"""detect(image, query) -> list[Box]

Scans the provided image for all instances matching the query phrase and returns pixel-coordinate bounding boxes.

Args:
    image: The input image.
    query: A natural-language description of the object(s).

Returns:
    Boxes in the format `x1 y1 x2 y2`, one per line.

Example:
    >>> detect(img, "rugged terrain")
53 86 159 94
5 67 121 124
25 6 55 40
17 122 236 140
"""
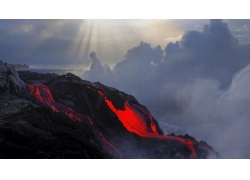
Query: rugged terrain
0 60 218 158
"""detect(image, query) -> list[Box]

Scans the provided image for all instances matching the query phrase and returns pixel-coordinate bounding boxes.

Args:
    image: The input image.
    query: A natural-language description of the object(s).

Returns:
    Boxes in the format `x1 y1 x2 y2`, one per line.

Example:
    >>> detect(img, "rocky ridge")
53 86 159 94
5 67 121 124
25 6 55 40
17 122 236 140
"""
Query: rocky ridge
0 60 26 94
0 60 218 158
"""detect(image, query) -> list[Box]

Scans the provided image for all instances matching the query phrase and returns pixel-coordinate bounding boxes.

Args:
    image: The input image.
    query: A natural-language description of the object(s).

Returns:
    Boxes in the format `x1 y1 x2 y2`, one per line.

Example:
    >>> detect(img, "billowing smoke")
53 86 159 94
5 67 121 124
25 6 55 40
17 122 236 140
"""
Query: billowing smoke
82 20 250 158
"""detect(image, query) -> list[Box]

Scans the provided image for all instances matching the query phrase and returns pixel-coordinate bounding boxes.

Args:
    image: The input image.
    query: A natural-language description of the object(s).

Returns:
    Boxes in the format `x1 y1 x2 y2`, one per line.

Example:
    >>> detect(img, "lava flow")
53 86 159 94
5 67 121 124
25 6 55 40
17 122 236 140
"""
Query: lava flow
105 98 197 158
27 83 122 158
88 86 212 159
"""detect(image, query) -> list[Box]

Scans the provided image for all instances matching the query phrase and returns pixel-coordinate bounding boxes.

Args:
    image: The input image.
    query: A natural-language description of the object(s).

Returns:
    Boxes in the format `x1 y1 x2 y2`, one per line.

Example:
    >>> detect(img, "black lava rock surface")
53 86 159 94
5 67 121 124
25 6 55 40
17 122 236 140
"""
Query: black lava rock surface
0 68 218 159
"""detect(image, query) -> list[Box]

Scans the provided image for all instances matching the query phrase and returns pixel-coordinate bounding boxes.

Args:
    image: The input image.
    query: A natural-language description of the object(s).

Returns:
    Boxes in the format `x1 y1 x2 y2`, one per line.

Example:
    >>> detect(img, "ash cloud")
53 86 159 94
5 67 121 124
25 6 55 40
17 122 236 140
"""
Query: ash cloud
82 20 250 158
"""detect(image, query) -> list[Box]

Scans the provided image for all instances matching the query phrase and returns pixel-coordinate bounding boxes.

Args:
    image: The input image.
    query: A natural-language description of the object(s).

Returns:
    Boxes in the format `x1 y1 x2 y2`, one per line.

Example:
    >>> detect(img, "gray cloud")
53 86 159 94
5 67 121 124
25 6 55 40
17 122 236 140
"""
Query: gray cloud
0 20 84 67
1 19 249 69
84 51 112 81
82 20 250 158
163 19 247 88
224 19 250 44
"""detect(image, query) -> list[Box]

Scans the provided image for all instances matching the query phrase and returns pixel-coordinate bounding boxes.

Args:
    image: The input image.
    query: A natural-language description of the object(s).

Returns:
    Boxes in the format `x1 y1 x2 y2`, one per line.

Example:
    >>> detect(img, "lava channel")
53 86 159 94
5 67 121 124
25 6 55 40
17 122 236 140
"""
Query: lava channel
105 98 197 158
90 87 212 159
27 83 122 158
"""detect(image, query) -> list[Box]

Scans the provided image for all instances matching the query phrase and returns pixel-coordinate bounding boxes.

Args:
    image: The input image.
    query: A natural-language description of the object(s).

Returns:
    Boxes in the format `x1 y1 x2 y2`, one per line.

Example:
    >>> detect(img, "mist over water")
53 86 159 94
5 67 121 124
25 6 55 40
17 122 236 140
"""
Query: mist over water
81 20 250 158
17 68 86 77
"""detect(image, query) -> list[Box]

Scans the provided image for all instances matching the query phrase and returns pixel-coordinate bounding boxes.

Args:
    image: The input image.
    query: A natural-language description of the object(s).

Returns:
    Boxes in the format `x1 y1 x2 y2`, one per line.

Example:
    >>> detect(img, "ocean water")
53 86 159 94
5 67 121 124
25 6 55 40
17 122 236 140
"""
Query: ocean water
17 68 86 78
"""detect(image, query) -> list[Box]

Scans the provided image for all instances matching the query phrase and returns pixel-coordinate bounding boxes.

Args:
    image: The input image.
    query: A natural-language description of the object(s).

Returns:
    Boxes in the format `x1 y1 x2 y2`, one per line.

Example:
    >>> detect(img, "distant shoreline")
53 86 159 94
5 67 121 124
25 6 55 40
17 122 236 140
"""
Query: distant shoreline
15 67 87 77
10 64 29 69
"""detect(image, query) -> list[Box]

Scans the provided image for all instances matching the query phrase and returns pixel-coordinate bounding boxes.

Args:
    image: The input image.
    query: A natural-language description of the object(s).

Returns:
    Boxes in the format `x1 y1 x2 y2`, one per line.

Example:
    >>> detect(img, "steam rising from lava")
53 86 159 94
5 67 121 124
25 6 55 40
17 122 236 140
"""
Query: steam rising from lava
82 20 250 158
28 83 212 158
89 86 212 158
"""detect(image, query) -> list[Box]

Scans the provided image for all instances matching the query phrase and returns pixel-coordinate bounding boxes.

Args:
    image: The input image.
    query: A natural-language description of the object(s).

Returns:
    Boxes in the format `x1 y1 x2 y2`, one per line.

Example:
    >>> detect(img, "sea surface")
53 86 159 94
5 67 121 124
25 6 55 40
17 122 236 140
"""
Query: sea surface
17 68 86 78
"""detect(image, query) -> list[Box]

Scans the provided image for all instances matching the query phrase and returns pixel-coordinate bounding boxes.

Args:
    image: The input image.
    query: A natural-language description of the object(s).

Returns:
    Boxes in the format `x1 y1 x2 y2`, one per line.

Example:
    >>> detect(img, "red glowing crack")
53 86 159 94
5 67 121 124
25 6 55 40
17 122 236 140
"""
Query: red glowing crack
27 83 122 158
198 145 211 154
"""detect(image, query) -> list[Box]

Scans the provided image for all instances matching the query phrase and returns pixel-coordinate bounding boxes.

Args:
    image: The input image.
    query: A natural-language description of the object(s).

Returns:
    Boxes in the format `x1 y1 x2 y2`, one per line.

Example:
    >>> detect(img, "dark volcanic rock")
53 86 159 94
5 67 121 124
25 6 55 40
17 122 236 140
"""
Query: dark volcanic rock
0 106 111 159
18 71 59 84
0 69 218 159
0 60 26 94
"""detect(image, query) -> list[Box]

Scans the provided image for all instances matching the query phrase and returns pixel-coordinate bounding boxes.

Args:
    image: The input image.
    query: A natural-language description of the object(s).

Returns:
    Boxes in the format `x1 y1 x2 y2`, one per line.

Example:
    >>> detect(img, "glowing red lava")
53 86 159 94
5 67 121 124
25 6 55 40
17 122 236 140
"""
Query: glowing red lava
105 98 197 158
27 83 122 158
198 145 211 154
28 83 211 158
130 103 159 134
94 87 212 158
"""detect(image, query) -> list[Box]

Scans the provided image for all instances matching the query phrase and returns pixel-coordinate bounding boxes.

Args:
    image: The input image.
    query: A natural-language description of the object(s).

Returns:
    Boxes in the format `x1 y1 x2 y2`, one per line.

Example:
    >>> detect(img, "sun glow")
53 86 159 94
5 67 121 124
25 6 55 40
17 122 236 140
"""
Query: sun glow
66 19 185 68
68 19 145 68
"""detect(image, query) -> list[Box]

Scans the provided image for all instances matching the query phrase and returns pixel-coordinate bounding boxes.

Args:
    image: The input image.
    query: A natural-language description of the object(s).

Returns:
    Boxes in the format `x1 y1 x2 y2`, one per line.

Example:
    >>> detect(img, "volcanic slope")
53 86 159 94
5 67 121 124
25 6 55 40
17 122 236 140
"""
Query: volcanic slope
0 71 218 158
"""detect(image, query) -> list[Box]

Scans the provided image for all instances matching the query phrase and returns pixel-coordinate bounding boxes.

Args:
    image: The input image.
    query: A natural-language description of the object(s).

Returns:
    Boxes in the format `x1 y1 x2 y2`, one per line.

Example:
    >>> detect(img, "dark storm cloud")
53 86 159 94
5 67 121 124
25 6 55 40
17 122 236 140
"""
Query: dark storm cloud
83 20 250 158
0 19 83 67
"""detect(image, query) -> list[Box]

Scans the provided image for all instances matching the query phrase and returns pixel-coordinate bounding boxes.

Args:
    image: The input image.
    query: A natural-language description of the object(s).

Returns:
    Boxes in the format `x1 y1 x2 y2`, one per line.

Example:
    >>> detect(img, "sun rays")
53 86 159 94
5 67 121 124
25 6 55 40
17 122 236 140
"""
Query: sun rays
67 19 184 68
1 19 193 68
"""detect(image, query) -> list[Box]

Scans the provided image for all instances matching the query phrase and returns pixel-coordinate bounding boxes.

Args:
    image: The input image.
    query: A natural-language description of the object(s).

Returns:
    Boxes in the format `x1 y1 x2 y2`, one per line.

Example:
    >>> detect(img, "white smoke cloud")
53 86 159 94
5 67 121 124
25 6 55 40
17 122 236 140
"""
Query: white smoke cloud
165 65 250 158
83 51 113 82
82 20 250 158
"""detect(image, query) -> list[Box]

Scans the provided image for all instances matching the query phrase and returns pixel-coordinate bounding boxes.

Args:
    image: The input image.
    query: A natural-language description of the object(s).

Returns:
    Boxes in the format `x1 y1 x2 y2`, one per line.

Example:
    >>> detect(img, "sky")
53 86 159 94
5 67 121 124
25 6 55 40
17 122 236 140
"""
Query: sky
1 19 250 68
0 19 207 68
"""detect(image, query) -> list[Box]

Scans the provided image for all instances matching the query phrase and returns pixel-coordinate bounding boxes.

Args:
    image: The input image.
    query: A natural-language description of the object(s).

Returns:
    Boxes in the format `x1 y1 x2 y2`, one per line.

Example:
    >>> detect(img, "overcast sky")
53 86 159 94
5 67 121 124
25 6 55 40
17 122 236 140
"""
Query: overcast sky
1 19 250 68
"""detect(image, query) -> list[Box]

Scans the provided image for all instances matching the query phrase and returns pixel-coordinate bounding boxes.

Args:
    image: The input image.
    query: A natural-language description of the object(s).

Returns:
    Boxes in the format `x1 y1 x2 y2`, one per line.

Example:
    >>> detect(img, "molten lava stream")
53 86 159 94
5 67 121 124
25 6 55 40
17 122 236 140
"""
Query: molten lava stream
94 88 200 158
105 99 197 158
27 83 122 158
198 145 211 153
130 103 159 134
